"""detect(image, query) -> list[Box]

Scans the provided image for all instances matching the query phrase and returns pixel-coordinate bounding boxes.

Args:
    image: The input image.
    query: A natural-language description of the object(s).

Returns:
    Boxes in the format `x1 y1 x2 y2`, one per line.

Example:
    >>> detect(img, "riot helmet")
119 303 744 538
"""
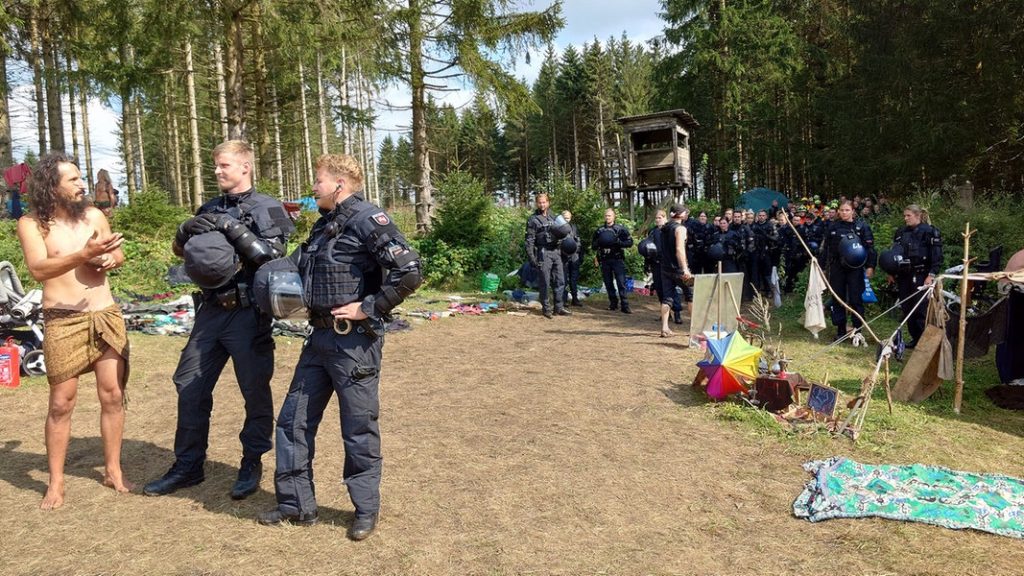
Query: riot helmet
707 243 726 262
878 246 905 276
184 232 240 289
596 227 618 248
637 238 658 259
839 235 868 268
253 256 307 319
560 236 579 257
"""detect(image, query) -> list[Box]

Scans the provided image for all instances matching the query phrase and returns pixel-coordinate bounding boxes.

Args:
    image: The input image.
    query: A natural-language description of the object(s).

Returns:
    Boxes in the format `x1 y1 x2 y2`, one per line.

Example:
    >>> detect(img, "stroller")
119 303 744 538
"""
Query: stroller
0 261 46 376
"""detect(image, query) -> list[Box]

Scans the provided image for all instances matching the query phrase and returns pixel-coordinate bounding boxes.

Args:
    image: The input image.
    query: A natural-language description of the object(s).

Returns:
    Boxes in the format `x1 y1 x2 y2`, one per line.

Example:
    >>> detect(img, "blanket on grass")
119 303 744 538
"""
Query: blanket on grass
793 457 1024 539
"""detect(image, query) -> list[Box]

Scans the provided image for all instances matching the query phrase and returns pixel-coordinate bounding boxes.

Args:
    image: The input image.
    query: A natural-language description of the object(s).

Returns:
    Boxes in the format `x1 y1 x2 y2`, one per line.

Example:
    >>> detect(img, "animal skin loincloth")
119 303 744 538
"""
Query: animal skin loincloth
42 305 130 403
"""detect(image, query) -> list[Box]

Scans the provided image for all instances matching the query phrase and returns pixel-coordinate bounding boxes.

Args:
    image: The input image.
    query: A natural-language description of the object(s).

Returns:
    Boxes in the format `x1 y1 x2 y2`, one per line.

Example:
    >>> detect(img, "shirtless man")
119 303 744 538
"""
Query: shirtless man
17 152 131 509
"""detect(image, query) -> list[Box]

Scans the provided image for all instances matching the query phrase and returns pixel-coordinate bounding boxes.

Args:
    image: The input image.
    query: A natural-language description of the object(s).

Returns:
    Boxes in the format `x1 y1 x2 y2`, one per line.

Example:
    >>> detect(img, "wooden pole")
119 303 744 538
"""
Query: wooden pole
953 222 975 414
716 261 723 338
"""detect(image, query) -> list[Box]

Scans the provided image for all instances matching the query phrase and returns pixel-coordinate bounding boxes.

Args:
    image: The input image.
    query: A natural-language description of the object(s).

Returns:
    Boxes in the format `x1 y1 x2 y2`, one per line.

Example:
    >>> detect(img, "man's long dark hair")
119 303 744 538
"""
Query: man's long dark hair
30 151 83 232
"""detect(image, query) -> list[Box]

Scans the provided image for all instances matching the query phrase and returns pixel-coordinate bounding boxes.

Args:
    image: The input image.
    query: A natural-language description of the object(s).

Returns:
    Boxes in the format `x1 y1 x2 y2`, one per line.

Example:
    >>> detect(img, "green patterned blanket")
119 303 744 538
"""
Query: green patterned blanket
793 457 1024 538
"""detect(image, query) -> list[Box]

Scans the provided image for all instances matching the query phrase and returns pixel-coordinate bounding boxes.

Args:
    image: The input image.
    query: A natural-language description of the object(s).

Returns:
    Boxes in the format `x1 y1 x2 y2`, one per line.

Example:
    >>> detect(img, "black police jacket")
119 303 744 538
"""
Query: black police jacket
712 228 742 259
824 218 877 269
193 189 295 290
300 195 421 320
525 210 559 258
894 224 943 275
592 223 633 262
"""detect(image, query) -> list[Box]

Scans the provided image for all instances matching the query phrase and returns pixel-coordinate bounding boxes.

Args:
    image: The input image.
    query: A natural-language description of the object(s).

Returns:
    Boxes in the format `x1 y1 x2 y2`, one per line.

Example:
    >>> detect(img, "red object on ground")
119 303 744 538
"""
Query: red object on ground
0 337 20 388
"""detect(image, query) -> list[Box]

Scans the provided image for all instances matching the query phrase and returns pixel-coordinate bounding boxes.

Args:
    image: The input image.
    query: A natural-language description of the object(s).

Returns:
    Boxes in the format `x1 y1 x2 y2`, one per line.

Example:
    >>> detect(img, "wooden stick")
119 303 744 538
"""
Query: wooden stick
954 222 976 414
883 356 893 415
716 261 723 338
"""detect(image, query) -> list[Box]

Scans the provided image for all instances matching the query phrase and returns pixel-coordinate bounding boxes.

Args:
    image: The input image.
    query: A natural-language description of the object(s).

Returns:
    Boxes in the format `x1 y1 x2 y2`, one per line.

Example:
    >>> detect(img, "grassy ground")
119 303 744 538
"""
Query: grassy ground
0 290 1021 575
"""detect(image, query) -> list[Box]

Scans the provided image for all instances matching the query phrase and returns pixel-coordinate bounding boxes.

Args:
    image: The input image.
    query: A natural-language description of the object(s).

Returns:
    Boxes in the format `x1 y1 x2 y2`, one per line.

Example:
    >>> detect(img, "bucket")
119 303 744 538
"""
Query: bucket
480 272 500 293
0 337 20 389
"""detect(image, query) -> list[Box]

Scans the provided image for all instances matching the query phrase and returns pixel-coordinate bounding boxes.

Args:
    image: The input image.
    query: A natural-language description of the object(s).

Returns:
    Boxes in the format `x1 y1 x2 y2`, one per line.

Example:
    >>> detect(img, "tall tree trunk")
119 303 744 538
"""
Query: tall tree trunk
0 49 13 167
121 89 137 199
43 37 65 152
79 75 93 193
252 7 273 178
134 96 148 190
572 111 580 188
271 85 284 198
214 41 229 141
298 60 313 190
185 39 203 210
340 46 350 154
66 54 79 162
30 11 47 154
316 52 329 155
224 8 246 140
166 74 184 205
409 0 433 232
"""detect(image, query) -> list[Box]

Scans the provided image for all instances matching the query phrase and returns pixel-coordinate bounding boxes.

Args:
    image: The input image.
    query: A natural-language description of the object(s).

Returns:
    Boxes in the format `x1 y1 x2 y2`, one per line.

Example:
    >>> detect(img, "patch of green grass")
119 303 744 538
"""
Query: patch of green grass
711 291 1024 461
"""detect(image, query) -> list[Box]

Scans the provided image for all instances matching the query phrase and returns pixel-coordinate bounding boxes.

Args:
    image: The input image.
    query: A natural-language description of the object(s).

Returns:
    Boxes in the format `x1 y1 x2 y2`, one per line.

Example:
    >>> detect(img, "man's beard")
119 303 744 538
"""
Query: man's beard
57 195 89 221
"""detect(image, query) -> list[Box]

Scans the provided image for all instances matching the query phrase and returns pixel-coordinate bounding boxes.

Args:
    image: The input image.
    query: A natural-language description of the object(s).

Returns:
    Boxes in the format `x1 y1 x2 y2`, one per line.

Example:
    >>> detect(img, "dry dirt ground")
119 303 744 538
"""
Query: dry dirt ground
1 294 1023 576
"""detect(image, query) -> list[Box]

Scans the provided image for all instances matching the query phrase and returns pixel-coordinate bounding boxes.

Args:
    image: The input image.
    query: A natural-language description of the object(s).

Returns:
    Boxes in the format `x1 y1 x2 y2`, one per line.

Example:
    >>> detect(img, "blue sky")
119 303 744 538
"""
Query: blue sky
374 0 665 134
8 0 666 188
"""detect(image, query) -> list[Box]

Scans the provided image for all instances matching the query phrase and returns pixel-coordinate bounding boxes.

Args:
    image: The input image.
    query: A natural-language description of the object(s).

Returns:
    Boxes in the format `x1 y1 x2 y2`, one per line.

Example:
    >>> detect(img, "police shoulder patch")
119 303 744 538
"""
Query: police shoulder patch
371 212 391 226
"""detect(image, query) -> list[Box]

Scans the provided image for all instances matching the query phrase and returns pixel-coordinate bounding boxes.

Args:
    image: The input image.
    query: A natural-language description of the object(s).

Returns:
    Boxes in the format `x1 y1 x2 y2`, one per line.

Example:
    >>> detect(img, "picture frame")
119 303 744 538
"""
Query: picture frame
806 382 840 419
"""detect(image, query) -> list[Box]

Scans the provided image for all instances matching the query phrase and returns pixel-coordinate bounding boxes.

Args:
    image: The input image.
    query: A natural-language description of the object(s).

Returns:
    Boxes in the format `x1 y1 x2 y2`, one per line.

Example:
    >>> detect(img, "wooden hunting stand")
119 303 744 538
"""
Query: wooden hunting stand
607 109 700 220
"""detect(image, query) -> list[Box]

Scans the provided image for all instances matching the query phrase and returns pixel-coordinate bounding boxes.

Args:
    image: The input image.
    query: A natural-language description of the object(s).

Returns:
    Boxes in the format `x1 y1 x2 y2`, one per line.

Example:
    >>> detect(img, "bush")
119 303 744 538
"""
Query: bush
432 172 492 249
112 186 191 241
412 237 475 288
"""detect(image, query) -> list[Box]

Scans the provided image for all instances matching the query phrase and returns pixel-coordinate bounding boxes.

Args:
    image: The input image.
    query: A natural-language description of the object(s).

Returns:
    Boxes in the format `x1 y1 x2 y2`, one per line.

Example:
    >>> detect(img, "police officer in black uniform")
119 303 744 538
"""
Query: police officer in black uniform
525 193 568 318
885 204 943 348
560 210 584 307
823 200 877 342
145 140 295 500
257 154 421 541
779 212 802 293
750 209 778 294
592 207 634 313
685 211 710 276
709 216 743 273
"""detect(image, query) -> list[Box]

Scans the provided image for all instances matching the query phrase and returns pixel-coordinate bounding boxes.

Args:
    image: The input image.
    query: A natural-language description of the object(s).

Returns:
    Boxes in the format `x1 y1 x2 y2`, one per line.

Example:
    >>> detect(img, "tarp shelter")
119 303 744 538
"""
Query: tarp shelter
736 187 788 212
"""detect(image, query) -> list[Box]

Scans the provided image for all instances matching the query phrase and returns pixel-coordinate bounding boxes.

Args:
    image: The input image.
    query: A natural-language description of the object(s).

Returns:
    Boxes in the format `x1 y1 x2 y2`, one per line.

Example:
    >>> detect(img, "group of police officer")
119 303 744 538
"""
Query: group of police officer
527 193 944 348
144 141 420 541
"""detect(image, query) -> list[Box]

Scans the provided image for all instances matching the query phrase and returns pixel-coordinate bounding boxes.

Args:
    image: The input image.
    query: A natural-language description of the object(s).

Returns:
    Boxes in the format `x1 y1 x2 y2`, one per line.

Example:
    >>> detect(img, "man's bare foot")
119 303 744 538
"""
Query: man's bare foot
103 471 135 493
40 481 65 510
661 328 674 338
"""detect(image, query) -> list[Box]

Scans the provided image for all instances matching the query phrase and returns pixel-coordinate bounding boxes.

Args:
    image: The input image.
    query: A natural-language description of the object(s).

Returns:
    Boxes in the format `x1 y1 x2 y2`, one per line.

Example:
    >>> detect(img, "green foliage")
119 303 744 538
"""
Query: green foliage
432 172 493 249
0 220 30 285
112 187 191 241
412 237 475 288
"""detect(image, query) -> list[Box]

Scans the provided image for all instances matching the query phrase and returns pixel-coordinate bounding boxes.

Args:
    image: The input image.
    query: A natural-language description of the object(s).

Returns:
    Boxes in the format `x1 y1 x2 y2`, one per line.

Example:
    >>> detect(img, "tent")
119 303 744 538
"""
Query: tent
736 187 789 212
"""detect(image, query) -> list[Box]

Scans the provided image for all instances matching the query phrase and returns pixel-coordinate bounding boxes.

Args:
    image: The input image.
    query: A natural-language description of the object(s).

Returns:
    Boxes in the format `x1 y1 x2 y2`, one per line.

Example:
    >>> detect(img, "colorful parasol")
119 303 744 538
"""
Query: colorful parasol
697 331 762 400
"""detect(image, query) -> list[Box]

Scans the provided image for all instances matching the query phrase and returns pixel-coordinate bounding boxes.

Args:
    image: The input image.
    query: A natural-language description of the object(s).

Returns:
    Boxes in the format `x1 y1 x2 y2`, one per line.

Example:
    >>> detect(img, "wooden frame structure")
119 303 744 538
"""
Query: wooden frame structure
607 109 700 219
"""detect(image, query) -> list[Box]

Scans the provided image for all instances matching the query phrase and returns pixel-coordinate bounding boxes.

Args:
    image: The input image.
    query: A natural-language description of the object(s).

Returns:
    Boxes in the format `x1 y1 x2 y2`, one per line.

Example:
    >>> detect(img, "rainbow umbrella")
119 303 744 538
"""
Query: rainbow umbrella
697 331 762 400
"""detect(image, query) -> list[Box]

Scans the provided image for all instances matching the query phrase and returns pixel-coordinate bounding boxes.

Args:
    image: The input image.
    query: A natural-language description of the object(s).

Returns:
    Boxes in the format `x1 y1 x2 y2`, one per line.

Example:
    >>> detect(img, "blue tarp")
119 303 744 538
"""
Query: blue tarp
298 196 318 211
736 187 789 212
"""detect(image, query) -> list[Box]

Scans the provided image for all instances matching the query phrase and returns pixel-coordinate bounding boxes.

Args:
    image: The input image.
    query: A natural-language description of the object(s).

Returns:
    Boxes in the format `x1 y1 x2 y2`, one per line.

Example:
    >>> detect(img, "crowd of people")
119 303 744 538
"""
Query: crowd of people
526 193 944 348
